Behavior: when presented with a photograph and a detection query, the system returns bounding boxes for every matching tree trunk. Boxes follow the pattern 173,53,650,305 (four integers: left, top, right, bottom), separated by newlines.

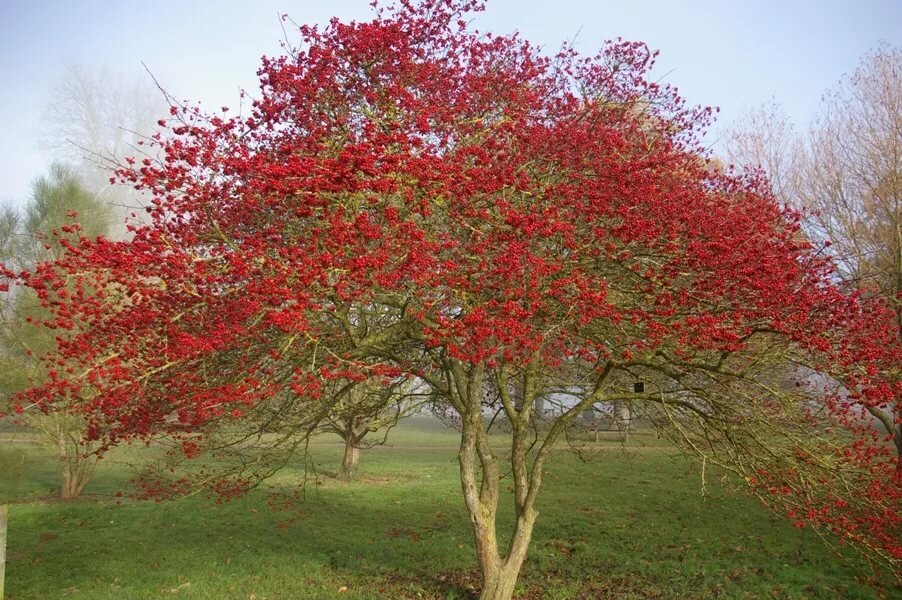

477,508,537,600
455,363,540,600
338,437,360,480
449,359,612,599
864,405,901,470
479,563,520,600
58,436,93,500
60,465,90,500
449,359,608,600
59,440,79,500
467,492,537,600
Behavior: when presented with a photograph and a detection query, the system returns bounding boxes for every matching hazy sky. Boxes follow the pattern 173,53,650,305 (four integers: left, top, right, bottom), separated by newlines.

1,0,900,207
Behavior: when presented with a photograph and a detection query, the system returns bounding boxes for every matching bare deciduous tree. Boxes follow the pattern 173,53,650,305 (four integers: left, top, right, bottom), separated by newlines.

41,64,167,236
724,44,901,460
724,100,801,202
800,45,901,321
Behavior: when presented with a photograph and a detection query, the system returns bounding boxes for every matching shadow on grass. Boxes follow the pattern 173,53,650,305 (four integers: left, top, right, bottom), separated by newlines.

9,482,479,599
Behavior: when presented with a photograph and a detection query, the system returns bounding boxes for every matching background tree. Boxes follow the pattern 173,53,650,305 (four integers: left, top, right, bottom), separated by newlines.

724,44,901,462
727,45,901,314
0,163,111,499
9,2,900,597
40,64,166,237
723,100,800,201
801,44,901,315
321,376,423,480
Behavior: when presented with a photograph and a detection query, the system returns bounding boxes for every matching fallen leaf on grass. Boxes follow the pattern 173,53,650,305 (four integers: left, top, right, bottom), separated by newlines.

169,582,191,593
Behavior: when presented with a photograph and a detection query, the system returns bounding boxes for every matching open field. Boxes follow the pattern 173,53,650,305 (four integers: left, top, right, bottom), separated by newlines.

1,418,898,599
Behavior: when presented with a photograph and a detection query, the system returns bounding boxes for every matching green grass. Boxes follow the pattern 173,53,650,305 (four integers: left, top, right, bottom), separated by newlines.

2,418,899,599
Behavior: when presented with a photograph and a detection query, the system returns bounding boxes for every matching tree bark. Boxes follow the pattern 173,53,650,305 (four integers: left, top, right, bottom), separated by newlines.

479,562,521,600
58,435,93,500
454,362,542,600
338,436,361,480
477,508,537,599
60,465,90,500
864,404,902,467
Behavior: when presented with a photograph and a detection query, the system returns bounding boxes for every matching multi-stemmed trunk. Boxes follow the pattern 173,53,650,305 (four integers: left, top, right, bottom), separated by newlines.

336,415,371,480
60,459,93,500
47,417,96,500
339,434,362,480
458,406,538,600
25,414,96,500
56,429,96,500
449,361,605,600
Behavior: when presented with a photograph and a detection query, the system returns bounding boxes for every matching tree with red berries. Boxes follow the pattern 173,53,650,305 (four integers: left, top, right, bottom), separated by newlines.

6,1,899,597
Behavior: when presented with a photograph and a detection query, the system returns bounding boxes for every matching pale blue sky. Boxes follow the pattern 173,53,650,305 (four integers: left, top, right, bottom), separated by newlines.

1,0,900,207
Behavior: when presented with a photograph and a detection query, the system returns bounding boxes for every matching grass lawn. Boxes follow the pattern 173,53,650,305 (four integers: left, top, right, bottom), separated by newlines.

1,418,898,599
